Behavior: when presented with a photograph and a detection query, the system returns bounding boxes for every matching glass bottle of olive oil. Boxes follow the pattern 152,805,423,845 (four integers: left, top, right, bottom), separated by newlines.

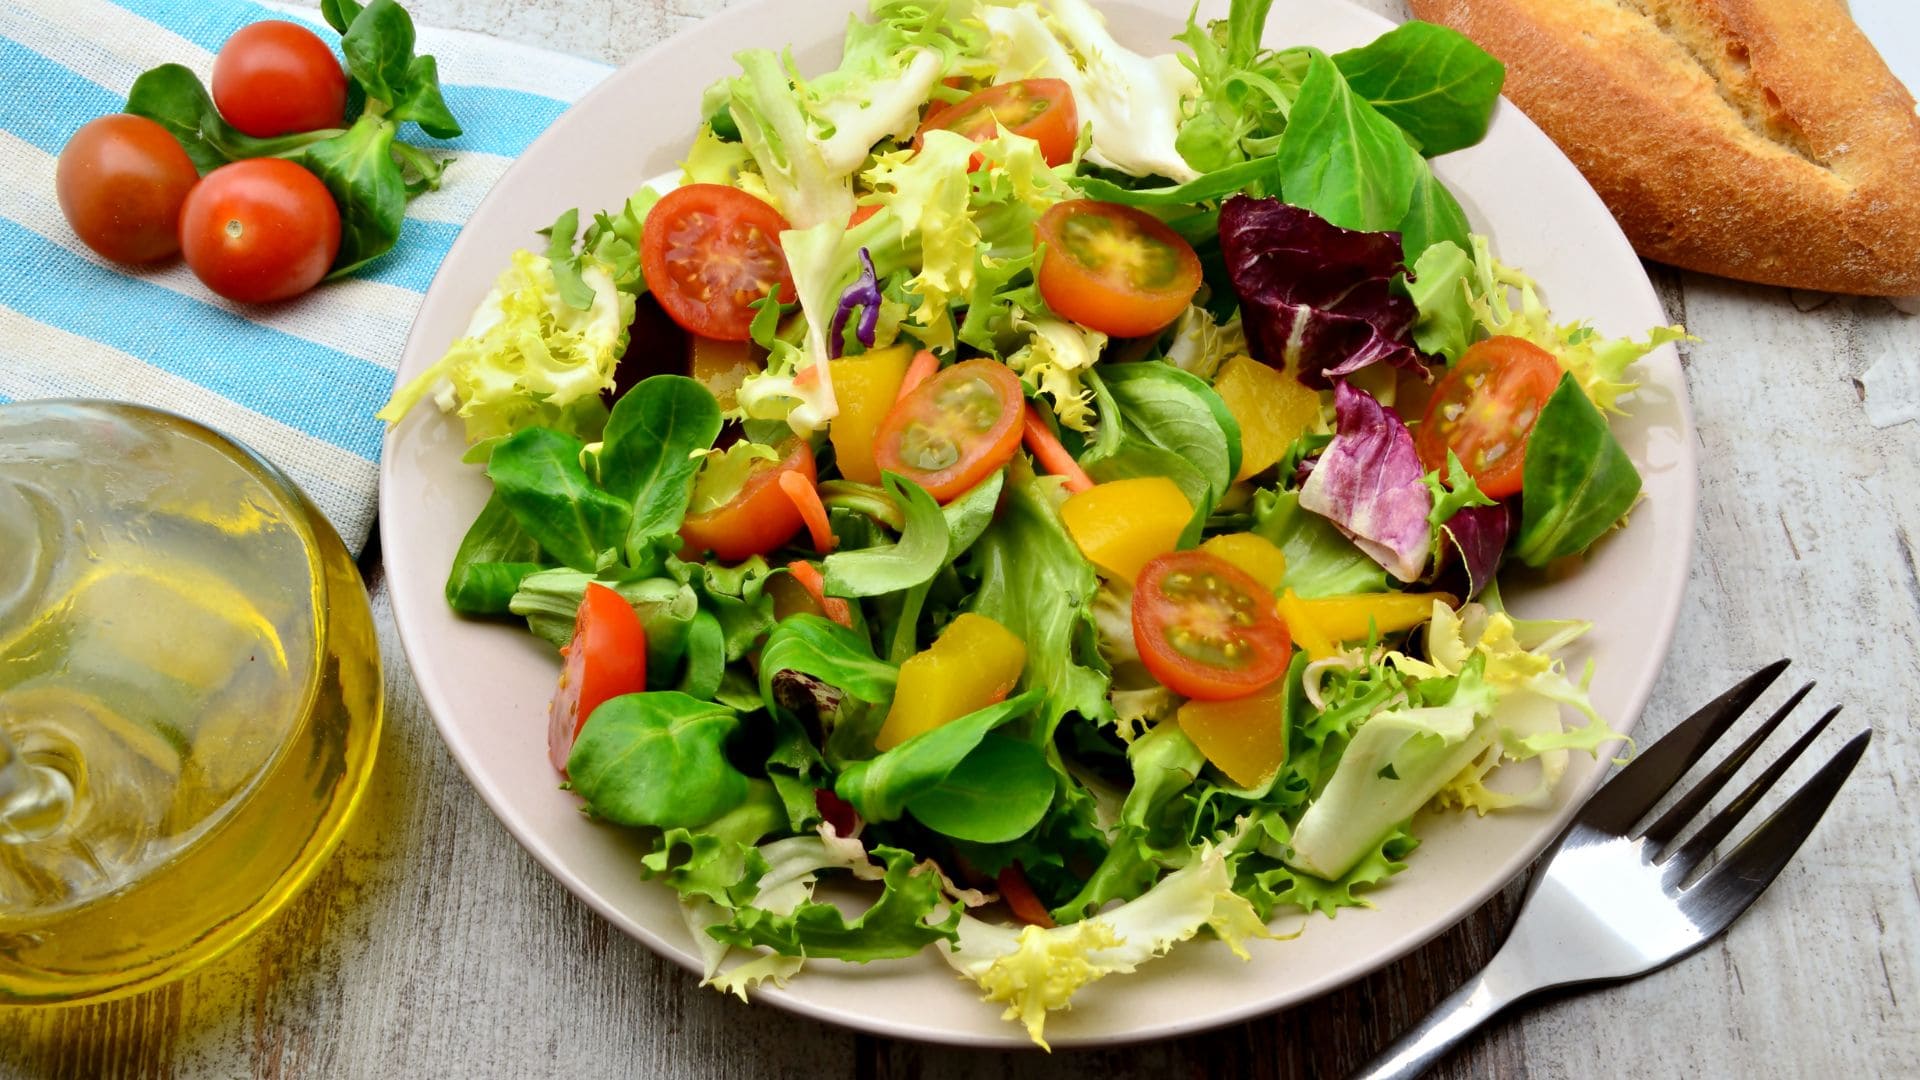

0,401,381,1004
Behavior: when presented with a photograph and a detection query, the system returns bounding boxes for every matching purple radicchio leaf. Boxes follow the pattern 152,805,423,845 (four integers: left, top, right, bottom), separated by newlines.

1298,381,1433,583
829,248,881,359
1218,195,1427,388
1438,502,1511,600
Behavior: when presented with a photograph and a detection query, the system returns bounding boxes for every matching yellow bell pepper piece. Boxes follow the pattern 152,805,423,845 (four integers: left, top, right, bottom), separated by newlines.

1213,355,1323,482
1198,532,1288,592
1060,477,1192,583
690,336,762,412
876,613,1027,751
828,344,914,484
1176,680,1291,789
1278,589,1458,660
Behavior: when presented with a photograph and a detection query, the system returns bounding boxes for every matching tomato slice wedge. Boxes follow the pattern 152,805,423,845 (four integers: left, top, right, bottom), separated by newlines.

915,79,1079,168
549,583,648,773
1133,550,1292,701
641,183,795,341
873,359,1025,502
679,440,817,562
1034,200,1203,338
1414,335,1563,498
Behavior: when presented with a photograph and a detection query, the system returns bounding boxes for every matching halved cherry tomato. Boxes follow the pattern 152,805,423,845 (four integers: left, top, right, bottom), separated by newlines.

641,184,795,341
679,440,816,561
915,79,1078,168
873,359,1025,502
548,583,647,773
1414,336,1563,498
211,21,348,138
1034,200,1202,338
1133,550,1293,701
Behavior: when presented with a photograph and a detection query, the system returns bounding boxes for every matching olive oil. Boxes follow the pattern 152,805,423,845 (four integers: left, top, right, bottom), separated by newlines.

0,402,381,1004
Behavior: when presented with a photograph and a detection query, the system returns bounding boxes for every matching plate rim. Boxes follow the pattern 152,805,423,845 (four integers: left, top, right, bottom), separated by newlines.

378,0,1697,1049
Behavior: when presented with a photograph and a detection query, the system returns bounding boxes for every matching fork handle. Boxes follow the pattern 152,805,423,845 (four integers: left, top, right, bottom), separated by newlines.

1347,952,1533,1080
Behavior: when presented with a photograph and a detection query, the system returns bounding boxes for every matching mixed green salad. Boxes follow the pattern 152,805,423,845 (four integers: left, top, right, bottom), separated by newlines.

381,0,1687,1046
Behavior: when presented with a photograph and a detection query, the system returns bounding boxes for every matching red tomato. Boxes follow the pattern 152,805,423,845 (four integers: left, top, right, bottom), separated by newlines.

1414,336,1564,498
1133,550,1293,701
915,79,1078,168
873,359,1025,502
212,21,349,138
848,203,881,228
548,583,648,773
55,115,201,264
1034,200,1202,338
178,158,340,304
641,184,795,341
679,440,817,562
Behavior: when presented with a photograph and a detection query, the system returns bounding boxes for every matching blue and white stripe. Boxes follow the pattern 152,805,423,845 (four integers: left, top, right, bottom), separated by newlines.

0,0,610,552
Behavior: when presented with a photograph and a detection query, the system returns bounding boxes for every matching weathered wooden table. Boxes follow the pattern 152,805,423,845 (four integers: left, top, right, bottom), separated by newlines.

4,1,1916,1076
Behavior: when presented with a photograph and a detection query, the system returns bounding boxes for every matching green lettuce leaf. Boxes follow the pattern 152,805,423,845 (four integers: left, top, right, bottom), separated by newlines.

566,692,752,829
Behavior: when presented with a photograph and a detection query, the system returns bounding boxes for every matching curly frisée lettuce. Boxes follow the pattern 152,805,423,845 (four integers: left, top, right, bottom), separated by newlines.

940,840,1269,1049
379,201,649,444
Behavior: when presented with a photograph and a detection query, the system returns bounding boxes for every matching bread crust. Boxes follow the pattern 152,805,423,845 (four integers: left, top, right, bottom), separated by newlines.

1408,0,1920,295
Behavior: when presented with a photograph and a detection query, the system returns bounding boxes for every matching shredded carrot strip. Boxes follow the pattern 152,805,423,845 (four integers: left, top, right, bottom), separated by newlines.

786,560,853,629
1021,403,1095,493
778,470,837,553
996,863,1057,929
895,349,940,403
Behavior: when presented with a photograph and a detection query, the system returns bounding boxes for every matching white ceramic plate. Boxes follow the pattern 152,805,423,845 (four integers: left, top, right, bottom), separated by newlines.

380,0,1696,1049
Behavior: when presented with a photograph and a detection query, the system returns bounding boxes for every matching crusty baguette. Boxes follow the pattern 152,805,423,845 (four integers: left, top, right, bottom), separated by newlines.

1408,0,1920,295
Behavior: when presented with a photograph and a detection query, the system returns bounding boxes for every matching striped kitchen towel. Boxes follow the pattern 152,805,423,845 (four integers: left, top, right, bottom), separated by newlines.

0,0,613,555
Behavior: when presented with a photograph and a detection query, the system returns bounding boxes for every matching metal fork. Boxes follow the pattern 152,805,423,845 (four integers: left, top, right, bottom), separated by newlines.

1351,660,1872,1080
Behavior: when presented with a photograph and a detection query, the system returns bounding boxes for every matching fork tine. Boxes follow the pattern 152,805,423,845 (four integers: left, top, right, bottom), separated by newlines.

1660,705,1840,880
1575,659,1791,835
1640,682,1815,852
1678,730,1871,936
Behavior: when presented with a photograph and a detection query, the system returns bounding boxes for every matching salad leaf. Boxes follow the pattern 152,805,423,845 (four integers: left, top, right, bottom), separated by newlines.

1273,50,1425,234
641,781,786,906
1099,362,1243,502
598,376,723,570
1070,157,1277,208
822,474,950,598
486,427,630,572
379,248,633,443
981,0,1201,182
1513,374,1642,566
1438,500,1510,601
1287,663,1497,879
757,614,899,718
509,571,697,676
905,734,1057,843
943,468,1006,559
443,492,547,614
834,687,1044,823
1251,488,1389,597
1218,196,1423,387
940,841,1268,1050
1394,167,1472,264
1329,22,1504,157
567,692,751,829
1004,312,1109,433
712,842,961,961
1173,0,1304,172
968,462,1112,741
1405,239,1474,361
1298,382,1434,583
1161,306,1247,383
677,610,727,700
